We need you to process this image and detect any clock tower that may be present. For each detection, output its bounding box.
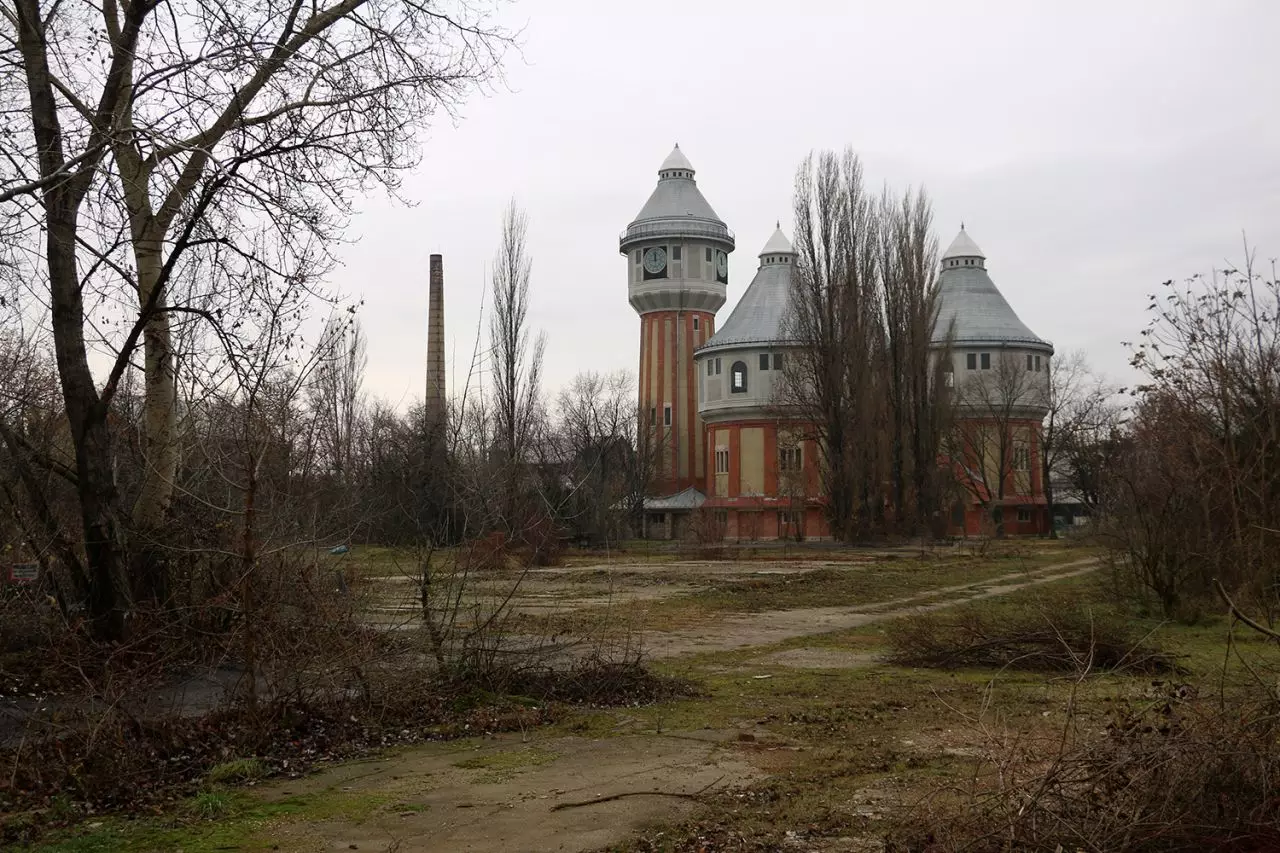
[621,145,734,496]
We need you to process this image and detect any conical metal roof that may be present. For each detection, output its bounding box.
[620,145,734,252]
[942,226,985,260]
[700,227,796,354]
[660,143,694,174]
[932,228,1051,351]
[759,223,795,257]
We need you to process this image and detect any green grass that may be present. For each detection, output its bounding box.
[205,757,267,786]
[18,787,397,853]
[452,744,560,783]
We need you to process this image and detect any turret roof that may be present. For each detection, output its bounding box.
[932,228,1051,351]
[759,223,795,256]
[701,226,797,354]
[942,226,985,260]
[660,143,694,173]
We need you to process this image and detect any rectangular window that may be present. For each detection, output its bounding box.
[980,352,991,370]
[1014,443,1029,471]
[966,353,977,370]
[706,359,713,376]
[715,447,729,474]
[1035,355,1042,372]
[759,353,770,371]
[634,250,641,263]
[672,245,682,261]
[715,358,722,375]
[1017,507,1032,523]
[779,446,803,472]
[705,247,713,262]
[773,352,784,371]
[663,405,672,427]
[1026,353,1033,371]
[649,407,656,425]
[693,317,699,331]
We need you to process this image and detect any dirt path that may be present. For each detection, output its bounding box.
[251,731,769,853]
[243,556,1098,853]
[641,557,1101,660]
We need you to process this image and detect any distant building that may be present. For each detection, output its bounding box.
[621,146,1053,539]
[932,229,1054,536]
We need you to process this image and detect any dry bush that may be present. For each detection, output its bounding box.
[886,595,1179,675]
[457,532,512,574]
[679,508,727,560]
[520,512,565,567]
[889,678,1280,852]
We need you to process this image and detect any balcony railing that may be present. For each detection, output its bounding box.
[619,218,735,247]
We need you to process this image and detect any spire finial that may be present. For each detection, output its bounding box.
[961,220,965,231]
[776,220,780,229]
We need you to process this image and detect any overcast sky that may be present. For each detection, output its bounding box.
[333,0,1280,408]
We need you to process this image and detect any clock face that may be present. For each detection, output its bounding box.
[642,246,668,275]
[715,251,728,277]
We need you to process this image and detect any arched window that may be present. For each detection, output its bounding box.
[730,361,748,393]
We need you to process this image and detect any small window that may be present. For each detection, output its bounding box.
[706,359,713,376]
[715,509,727,526]
[773,352,783,371]
[759,353,770,371]
[1013,444,1029,471]
[730,361,748,393]
[634,250,641,263]
[1017,507,1031,523]
[663,405,672,426]
[1035,355,1042,372]
[966,353,977,370]
[715,448,729,474]
[1026,353,1033,371]
[672,245,682,261]
[779,446,803,472]
[980,353,991,370]
[715,358,722,375]
[705,247,712,262]
[693,317,700,331]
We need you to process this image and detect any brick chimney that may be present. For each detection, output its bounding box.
[425,253,446,435]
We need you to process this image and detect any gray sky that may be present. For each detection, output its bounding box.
[333,0,1280,407]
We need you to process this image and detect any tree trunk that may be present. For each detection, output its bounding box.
[49,216,131,639]
[130,239,178,602]
[1043,456,1058,539]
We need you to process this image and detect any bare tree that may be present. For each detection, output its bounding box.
[0,0,510,637]
[310,313,368,485]
[944,351,1043,538]
[1107,245,1280,617]
[1037,349,1115,536]
[785,149,885,541]
[549,370,637,545]
[876,187,946,535]
[784,148,946,540]
[489,199,546,536]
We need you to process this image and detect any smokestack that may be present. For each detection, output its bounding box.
[425,253,446,434]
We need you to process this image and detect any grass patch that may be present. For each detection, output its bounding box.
[205,757,267,786]
[453,745,559,782]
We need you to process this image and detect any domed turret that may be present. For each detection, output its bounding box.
[933,226,1051,353]
[698,224,798,420]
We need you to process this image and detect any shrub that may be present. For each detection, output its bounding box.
[886,593,1179,674]
[889,679,1280,852]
